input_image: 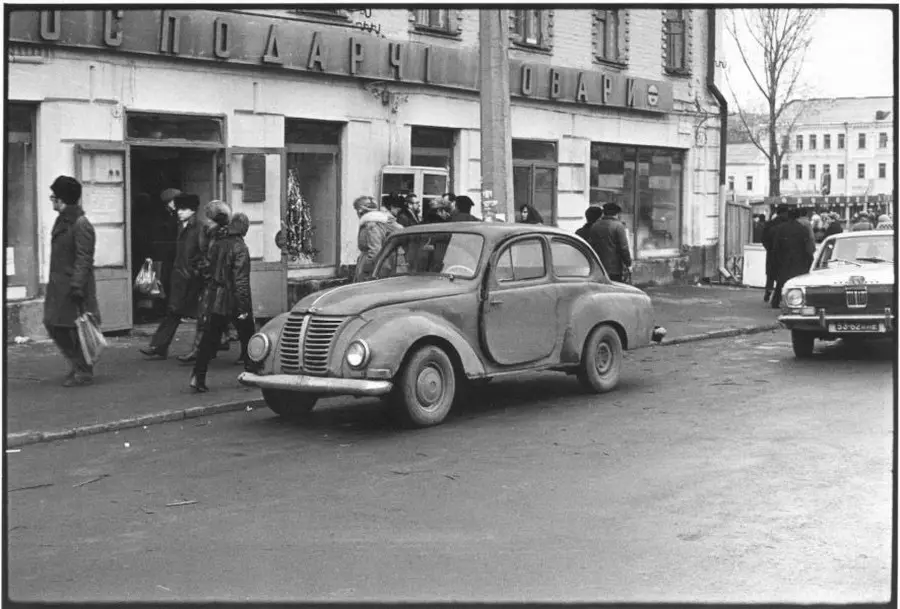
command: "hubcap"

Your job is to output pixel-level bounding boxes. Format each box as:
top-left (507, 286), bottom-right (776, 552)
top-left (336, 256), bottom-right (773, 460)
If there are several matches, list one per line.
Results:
top-left (595, 341), bottom-right (613, 375)
top-left (415, 364), bottom-right (444, 409)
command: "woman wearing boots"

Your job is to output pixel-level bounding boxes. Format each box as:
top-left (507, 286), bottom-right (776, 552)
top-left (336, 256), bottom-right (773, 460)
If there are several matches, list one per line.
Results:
top-left (190, 212), bottom-right (255, 393)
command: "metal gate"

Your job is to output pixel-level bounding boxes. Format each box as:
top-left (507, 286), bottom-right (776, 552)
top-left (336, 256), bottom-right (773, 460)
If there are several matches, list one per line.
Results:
top-left (724, 201), bottom-right (752, 283)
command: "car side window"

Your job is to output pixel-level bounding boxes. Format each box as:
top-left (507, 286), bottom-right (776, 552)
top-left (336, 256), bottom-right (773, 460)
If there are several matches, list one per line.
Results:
top-left (495, 238), bottom-right (546, 283)
top-left (550, 239), bottom-right (592, 278)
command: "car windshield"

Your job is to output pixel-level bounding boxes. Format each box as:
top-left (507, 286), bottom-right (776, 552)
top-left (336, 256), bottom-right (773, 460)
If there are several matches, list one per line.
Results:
top-left (815, 234), bottom-right (894, 269)
top-left (373, 232), bottom-right (484, 280)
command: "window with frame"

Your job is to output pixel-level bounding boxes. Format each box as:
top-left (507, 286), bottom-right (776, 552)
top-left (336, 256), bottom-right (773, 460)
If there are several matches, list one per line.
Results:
top-left (727, 175), bottom-right (734, 191)
top-left (823, 163), bottom-right (830, 176)
top-left (781, 165), bottom-right (789, 180)
top-left (510, 9), bottom-right (549, 48)
top-left (857, 163), bottom-right (866, 179)
top-left (837, 163), bottom-right (845, 179)
top-left (809, 134), bottom-right (817, 150)
top-left (795, 164), bottom-right (803, 180)
top-left (879, 132), bottom-right (888, 148)
top-left (809, 164), bottom-right (816, 180)
top-left (412, 9), bottom-right (455, 34)
top-left (495, 238), bottom-right (546, 282)
top-left (838, 133), bottom-right (845, 149)
top-left (595, 9), bottom-right (621, 63)
top-left (858, 133), bottom-right (866, 149)
top-left (746, 176), bottom-right (753, 191)
top-left (879, 163), bottom-right (886, 179)
top-left (550, 240), bottom-right (592, 278)
top-left (823, 134), bottom-right (831, 149)
top-left (287, 8), bottom-right (349, 20)
top-left (664, 9), bottom-right (686, 72)
top-left (795, 135), bottom-right (803, 150)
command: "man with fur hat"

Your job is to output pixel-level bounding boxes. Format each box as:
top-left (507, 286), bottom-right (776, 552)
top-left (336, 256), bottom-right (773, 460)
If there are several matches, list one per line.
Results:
top-left (353, 195), bottom-right (401, 282)
top-left (140, 193), bottom-right (204, 359)
top-left (587, 202), bottom-right (632, 282)
top-left (44, 175), bottom-right (101, 387)
top-left (190, 212), bottom-right (255, 392)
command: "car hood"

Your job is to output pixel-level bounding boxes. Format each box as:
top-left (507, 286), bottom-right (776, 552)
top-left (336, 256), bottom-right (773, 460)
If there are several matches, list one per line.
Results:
top-left (786, 263), bottom-right (895, 288)
top-left (293, 276), bottom-right (473, 316)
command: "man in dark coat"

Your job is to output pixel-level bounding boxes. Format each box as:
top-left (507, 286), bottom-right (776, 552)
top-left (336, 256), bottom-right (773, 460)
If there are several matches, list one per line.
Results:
top-left (770, 208), bottom-right (815, 309)
top-left (386, 194), bottom-right (419, 227)
top-left (575, 205), bottom-right (604, 241)
top-left (140, 194), bottom-right (203, 359)
top-left (761, 205), bottom-right (789, 303)
top-left (190, 212), bottom-right (255, 392)
top-left (44, 175), bottom-right (101, 387)
top-left (449, 195), bottom-right (481, 222)
top-left (587, 202), bottom-right (632, 282)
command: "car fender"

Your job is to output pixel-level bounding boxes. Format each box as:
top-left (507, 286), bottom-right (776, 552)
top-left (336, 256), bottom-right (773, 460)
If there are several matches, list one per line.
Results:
top-left (352, 310), bottom-right (486, 379)
top-left (255, 312), bottom-right (290, 375)
top-left (561, 288), bottom-right (654, 361)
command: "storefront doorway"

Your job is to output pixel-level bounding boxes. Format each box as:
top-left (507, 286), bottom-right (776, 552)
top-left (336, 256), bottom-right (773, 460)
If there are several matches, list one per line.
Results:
top-left (6, 103), bottom-right (38, 302)
top-left (513, 139), bottom-right (558, 225)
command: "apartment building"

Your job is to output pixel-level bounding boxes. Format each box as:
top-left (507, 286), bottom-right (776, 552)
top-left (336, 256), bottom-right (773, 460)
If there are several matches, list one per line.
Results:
top-left (7, 8), bottom-right (725, 335)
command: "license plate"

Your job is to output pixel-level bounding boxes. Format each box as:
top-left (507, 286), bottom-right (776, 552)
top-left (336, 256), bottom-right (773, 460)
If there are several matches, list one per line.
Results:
top-left (829, 322), bottom-right (883, 333)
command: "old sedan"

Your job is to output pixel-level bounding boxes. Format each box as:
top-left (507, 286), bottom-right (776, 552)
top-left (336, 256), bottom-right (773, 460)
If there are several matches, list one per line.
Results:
top-left (239, 222), bottom-right (660, 427)
top-left (778, 229), bottom-right (895, 358)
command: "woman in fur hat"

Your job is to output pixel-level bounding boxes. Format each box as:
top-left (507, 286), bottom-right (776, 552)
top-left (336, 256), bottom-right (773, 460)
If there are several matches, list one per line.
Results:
top-left (190, 212), bottom-right (255, 392)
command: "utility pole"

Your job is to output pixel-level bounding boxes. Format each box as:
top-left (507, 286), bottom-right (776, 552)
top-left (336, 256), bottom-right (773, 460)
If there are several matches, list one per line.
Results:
top-left (478, 9), bottom-right (514, 222)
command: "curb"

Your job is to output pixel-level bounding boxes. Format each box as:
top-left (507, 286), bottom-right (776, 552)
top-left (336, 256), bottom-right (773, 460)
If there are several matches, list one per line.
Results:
top-left (6, 322), bottom-right (782, 448)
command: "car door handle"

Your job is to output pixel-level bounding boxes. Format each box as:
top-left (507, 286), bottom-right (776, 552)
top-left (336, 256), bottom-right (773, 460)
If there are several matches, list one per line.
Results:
top-left (489, 298), bottom-right (504, 306)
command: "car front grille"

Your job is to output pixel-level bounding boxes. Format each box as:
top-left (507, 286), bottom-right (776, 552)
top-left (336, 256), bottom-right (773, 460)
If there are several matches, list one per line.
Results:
top-left (845, 287), bottom-right (868, 308)
top-left (278, 314), bottom-right (346, 375)
top-left (805, 286), bottom-right (892, 314)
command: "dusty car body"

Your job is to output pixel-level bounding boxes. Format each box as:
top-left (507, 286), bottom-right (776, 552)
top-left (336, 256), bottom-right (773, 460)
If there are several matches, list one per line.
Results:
top-left (239, 222), bottom-right (659, 427)
top-left (778, 229), bottom-right (895, 358)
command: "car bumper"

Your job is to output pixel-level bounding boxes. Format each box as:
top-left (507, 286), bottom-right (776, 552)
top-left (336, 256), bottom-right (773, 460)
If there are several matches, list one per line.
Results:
top-left (237, 372), bottom-right (393, 397)
top-left (778, 308), bottom-right (895, 333)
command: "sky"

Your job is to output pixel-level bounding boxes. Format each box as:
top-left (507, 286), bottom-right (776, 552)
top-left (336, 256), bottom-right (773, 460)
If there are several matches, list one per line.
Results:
top-left (722, 8), bottom-right (895, 109)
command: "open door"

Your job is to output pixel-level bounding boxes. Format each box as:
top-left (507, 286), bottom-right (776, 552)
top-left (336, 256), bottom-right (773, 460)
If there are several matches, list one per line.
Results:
top-left (74, 142), bottom-right (131, 331)
top-left (228, 149), bottom-right (287, 319)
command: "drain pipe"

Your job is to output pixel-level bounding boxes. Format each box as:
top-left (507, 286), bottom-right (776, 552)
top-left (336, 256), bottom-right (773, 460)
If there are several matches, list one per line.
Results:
top-left (707, 9), bottom-right (729, 279)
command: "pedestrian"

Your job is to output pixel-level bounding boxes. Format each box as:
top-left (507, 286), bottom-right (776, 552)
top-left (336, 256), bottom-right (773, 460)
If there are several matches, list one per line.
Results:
top-left (406, 193), bottom-right (422, 223)
top-left (421, 198), bottom-right (448, 224)
top-left (761, 204), bottom-right (789, 303)
top-left (189, 212), bottom-right (255, 393)
top-left (518, 204), bottom-right (544, 224)
top-left (824, 212), bottom-right (844, 238)
top-left (795, 208), bottom-right (816, 243)
top-left (752, 214), bottom-right (766, 244)
top-left (851, 212), bottom-right (874, 232)
top-left (449, 195), bottom-right (481, 222)
top-left (140, 194), bottom-right (203, 360)
top-left (575, 205), bottom-right (604, 241)
top-left (149, 188), bottom-right (181, 317)
top-left (771, 207), bottom-right (815, 309)
top-left (810, 209), bottom-right (826, 243)
top-left (386, 194), bottom-right (419, 227)
top-left (587, 202), bottom-right (632, 282)
top-left (353, 195), bottom-right (401, 282)
top-left (44, 175), bottom-right (101, 387)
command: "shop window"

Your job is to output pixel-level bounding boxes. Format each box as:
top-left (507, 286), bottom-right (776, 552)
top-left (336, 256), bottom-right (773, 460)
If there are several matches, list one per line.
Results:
top-left (727, 176), bottom-right (734, 191)
top-left (594, 9), bottom-right (623, 64)
top-left (858, 133), bottom-right (867, 149)
top-left (823, 134), bottom-right (831, 149)
top-left (5, 104), bottom-right (38, 300)
top-left (823, 164), bottom-right (830, 177)
top-left (837, 133), bottom-right (845, 149)
top-left (589, 143), bottom-right (683, 260)
top-left (284, 119), bottom-right (342, 268)
top-left (127, 113), bottom-right (223, 144)
top-left (550, 239), bottom-right (592, 278)
top-left (410, 9), bottom-right (460, 36)
top-left (746, 176), bottom-right (753, 192)
top-left (510, 9), bottom-right (553, 51)
top-left (809, 134), bottom-right (817, 150)
top-left (809, 165), bottom-right (816, 181)
top-left (795, 165), bottom-right (802, 180)
top-left (795, 135), bottom-right (803, 151)
top-left (411, 126), bottom-right (456, 188)
top-left (664, 9), bottom-right (687, 73)
top-left (879, 132), bottom-right (888, 148)
top-left (857, 163), bottom-right (866, 179)
top-left (837, 164), bottom-right (845, 179)
top-left (781, 165), bottom-right (789, 180)
top-left (879, 163), bottom-right (887, 179)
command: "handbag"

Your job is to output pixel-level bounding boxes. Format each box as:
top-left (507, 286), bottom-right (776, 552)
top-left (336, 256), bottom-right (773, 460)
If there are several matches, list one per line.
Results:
top-left (75, 310), bottom-right (108, 367)
top-left (134, 258), bottom-right (166, 300)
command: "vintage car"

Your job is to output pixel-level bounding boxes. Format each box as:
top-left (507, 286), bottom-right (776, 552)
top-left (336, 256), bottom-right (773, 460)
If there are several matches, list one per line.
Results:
top-left (778, 229), bottom-right (895, 358)
top-left (238, 222), bottom-right (662, 427)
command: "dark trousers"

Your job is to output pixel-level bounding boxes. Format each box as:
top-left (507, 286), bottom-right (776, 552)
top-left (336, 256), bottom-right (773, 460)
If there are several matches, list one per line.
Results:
top-left (149, 311), bottom-right (182, 354)
top-left (771, 279), bottom-right (785, 308)
top-left (192, 313), bottom-right (255, 378)
top-left (46, 324), bottom-right (93, 378)
top-left (608, 273), bottom-right (623, 282)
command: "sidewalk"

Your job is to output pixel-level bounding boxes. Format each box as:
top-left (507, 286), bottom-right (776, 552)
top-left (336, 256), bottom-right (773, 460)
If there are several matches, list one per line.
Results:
top-left (5, 284), bottom-right (781, 445)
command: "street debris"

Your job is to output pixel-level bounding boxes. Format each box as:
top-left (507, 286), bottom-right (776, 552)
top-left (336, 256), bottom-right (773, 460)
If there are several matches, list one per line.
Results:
top-left (6, 449), bottom-right (21, 453)
top-left (245, 406), bottom-right (253, 412)
top-left (140, 506), bottom-right (155, 515)
top-left (10, 482), bottom-right (54, 493)
top-left (165, 500), bottom-right (198, 507)
top-left (390, 469), bottom-right (432, 476)
top-left (73, 474), bottom-right (109, 488)
top-left (124, 442), bottom-right (131, 448)
top-left (156, 585), bottom-right (172, 592)
top-left (14, 336), bottom-right (32, 344)
top-left (443, 474), bottom-right (459, 481)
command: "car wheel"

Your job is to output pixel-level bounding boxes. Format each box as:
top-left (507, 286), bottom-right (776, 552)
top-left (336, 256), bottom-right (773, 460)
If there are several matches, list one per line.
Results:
top-left (791, 330), bottom-right (815, 358)
top-left (262, 390), bottom-right (318, 419)
top-left (393, 345), bottom-right (456, 428)
top-left (577, 324), bottom-right (623, 393)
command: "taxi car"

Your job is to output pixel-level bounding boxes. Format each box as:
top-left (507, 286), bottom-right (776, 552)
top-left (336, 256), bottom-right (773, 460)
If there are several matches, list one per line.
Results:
top-left (239, 222), bottom-right (661, 427)
top-left (778, 229), bottom-right (895, 358)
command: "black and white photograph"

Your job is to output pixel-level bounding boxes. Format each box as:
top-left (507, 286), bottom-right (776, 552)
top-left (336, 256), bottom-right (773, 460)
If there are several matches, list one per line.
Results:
top-left (4, 4), bottom-right (895, 603)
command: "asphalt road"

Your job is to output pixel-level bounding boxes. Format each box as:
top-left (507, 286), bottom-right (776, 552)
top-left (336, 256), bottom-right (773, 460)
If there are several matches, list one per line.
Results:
top-left (6, 331), bottom-right (894, 603)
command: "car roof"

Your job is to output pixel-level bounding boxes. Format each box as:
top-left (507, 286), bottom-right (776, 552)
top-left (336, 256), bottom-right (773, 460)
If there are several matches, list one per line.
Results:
top-left (828, 229), bottom-right (893, 239)
top-left (400, 221), bottom-right (576, 240)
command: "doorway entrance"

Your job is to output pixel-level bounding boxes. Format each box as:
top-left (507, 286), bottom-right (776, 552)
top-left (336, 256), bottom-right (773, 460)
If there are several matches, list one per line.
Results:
top-left (513, 139), bottom-right (558, 226)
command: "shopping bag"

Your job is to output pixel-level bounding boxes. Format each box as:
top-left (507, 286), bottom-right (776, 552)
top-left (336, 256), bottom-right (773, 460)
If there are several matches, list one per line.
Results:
top-left (134, 258), bottom-right (166, 300)
top-left (75, 311), bottom-right (108, 367)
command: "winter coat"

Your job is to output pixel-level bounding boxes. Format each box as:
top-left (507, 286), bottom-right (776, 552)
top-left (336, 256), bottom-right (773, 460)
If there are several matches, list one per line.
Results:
top-left (588, 216), bottom-right (632, 276)
top-left (202, 215), bottom-right (252, 318)
top-left (773, 220), bottom-right (815, 284)
top-left (394, 208), bottom-right (419, 227)
top-left (166, 214), bottom-right (204, 317)
top-left (824, 220), bottom-right (844, 238)
top-left (355, 210), bottom-right (401, 282)
top-left (44, 205), bottom-right (100, 327)
top-left (575, 222), bottom-right (594, 241)
top-left (150, 207), bottom-right (178, 296)
top-left (762, 215), bottom-right (788, 278)
top-left (449, 211), bottom-right (481, 222)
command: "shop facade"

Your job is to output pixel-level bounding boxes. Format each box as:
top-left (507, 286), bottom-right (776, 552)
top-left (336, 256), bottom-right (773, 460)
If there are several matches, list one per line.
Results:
top-left (7, 8), bottom-right (724, 337)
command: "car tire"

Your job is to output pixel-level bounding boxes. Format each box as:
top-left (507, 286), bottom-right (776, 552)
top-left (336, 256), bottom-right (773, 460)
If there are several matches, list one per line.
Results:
top-left (262, 390), bottom-right (318, 419)
top-left (577, 324), bottom-right (623, 393)
top-left (791, 330), bottom-right (815, 358)
top-left (393, 345), bottom-right (456, 428)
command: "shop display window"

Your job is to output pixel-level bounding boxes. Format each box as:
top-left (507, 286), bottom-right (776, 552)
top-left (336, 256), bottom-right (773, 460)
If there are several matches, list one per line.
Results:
top-left (5, 104), bottom-right (38, 300)
top-left (127, 113), bottom-right (223, 144)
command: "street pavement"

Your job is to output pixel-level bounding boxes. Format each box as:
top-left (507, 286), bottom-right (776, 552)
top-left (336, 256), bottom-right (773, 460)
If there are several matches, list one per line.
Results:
top-left (5, 333), bottom-right (893, 602)
top-left (3, 284), bottom-right (793, 442)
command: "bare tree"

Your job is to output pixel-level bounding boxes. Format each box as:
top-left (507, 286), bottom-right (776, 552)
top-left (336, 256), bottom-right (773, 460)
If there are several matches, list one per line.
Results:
top-left (726, 8), bottom-right (818, 196)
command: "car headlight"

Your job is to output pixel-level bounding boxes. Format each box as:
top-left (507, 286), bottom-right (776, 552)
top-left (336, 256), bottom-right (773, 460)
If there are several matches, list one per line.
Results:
top-left (247, 333), bottom-right (270, 363)
top-left (784, 288), bottom-right (805, 307)
top-left (345, 340), bottom-right (370, 369)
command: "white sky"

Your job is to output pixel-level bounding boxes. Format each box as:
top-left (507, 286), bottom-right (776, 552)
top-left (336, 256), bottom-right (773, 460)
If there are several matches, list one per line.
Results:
top-left (722, 8), bottom-right (895, 108)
